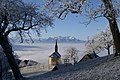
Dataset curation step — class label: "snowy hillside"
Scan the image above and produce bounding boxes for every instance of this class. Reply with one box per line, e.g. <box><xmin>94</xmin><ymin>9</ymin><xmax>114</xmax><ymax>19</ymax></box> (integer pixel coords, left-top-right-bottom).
<box><xmin>27</xmin><ymin>54</ymin><xmax>120</xmax><ymax>80</ymax></box>
<box><xmin>12</xmin><ymin>42</ymin><xmax>116</xmax><ymax>80</ymax></box>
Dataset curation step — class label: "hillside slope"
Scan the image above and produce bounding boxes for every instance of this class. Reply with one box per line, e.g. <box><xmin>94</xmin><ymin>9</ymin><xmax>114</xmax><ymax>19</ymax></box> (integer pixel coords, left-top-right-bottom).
<box><xmin>27</xmin><ymin>55</ymin><xmax>120</xmax><ymax>80</ymax></box>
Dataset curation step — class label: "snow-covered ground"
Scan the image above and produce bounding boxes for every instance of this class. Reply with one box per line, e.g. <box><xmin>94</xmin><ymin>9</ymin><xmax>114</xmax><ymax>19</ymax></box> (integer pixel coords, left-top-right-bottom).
<box><xmin>12</xmin><ymin>42</ymin><xmax>117</xmax><ymax>80</ymax></box>
<box><xmin>27</xmin><ymin>54</ymin><xmax>120</xmax><ymax>80</ymax></box>
<box><xmin>13</xmin><ymin>43</ymin><xmax>87</xmax><ymax>64</ymax></box>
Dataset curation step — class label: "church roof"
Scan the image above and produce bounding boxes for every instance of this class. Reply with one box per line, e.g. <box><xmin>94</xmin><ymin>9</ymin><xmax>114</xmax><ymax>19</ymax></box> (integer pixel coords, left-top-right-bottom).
<box><xmin>49</xmin><ymin>40</ymin><xmax>61</xmax><ymax>58</ymax></box>
<box><xmin>49</xmin><ymin>52</ymin><xmax>61</xmax><ymax>58</ymax></box>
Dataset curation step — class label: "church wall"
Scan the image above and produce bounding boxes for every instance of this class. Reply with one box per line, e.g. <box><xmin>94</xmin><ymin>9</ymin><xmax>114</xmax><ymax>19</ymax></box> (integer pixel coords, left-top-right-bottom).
<box><xmin>48</xmin><ymin>57</ymin><xmax>61</xmax><ymax>69</ymax></box>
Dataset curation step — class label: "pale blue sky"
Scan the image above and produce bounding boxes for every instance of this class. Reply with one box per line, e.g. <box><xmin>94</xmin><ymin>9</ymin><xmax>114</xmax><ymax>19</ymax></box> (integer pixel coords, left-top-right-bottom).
<box><xmin>24</xmin><ymin>0</ymin><xmax>119</xmax><ymax>40</ymax></box>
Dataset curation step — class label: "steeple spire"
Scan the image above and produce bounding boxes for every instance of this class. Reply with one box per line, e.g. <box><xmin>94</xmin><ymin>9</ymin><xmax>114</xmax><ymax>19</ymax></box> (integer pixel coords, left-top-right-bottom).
<box><xmin>55</xmin><ymin>40</ymin><xmax>58</xmax><ymax>52</ymax></box>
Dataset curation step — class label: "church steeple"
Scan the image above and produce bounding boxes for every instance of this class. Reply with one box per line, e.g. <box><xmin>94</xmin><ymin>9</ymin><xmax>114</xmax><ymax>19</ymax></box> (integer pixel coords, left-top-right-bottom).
<box><xmin>55</xmin><ymin>40</ymin><xmax>58</xmax><ymax>52</ymax></box>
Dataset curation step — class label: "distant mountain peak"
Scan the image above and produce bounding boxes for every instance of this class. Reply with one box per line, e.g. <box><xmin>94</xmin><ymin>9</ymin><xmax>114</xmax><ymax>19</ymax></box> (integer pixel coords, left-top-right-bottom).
<box><xmin>11</xmin><ymin>36</ymin><xmax>86</xmax><ymax>43</ymax></box>
<box><xmin>40</xmin><ymin>36</ymin><xmax>86</xmax><ymax>43</ymax></box>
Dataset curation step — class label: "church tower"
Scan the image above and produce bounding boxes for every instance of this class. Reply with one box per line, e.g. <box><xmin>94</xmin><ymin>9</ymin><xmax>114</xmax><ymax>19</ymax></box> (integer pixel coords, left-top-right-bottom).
<box><xmin>48</xmin><ymin>40</ymin><xmax>61</xmax><ymax>69</ymax></box>
<box><xmin>55</xmin><ymin>40</ymin><xmax>58</xmax><ymax>52</ymax></box>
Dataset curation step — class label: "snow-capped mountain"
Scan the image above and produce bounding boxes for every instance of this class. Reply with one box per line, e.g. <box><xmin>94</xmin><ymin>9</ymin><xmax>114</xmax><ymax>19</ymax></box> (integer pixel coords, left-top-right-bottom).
<box><xmin>39</xmin><ymin>36</ymin><xmax>86</xmax><ymax>43</ymax></box>
<box><xmin>11</xmin><ymin>36</ymin><xmax>86</xmax><ymax>43</ymax></box>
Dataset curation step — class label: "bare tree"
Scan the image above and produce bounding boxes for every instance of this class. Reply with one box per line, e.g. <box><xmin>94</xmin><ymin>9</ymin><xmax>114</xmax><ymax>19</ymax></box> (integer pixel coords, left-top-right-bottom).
<box><xmin>99</xmin><ymin>27</ymin><xmax>113</xmax><ymax>55</ymax></box>
<box><xmin>86</xmin><ymin>27</ymin><xmax>113</xmax><ymax>55</ymax></box>
<box><xmin>64</xmin><ymin>47</ymin><xmax>79</xmax><ymax>64</ymax></box>
<box><xmin>44</xmin><ymin>0</ymin><xmax>120</xmax><ymax>56</ymax></box>
<box><xmin>85</xmin><ymin>36</ymin><xmax>102</xmax><ymax>54</ymax></box>
<box><xmin>0</xmin><ymin>0</ymin><xmax>53</xmax><ymax>79</ymax></box>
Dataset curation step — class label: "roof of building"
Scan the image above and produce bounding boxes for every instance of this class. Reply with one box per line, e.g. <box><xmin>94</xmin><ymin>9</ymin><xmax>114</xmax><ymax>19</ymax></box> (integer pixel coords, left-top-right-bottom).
<box><xmin>79</xmin><ymin>53</ymin><xmax>99</xmax><ymax>62</ymax></box>
<box><xmin>49</xmin><ymin>40</ymin><xmax>61</xmax><ymax>58</ymax></box>
<box><xmin>49</xmin><ymin>52</ymin><xmax>61</xmax><ymax>58</ymax></box>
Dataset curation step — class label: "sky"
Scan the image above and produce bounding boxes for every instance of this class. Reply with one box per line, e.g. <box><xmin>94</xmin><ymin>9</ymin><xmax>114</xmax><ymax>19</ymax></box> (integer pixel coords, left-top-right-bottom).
<box><xmin>23</xmin><ymin>0</ymin><xmax>119</xmax><ymax>40</ymax></box>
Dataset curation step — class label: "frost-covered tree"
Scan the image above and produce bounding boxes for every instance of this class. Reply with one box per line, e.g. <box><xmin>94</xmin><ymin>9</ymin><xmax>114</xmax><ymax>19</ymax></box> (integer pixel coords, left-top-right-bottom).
<box><xmin>44</xmin><ymin>0</ymin><xmax>120</xmax><ymax>56</ymax></box>
<box><xmin>0</xmin><ymin>0</ymin><xmax>53</xmax><ymax>79</ymax></box>
<box><xmin>86</xmin><ymin>28</ymin><xmax>113</xmax><ymax>55</ymax></box>
<box><xmin>64</xmin><ymin>47</ymin><xmax>79</xmax><ymax>64</ymax></box>
<box><xmin>99</xmin><ymin>28</ymin><xmax>113</xmax><ymax>55</ymax></box>
<box><xmin>85</xmin><ymin>36</ymin><xmax>102</xmax><ymax>54</ymax></box>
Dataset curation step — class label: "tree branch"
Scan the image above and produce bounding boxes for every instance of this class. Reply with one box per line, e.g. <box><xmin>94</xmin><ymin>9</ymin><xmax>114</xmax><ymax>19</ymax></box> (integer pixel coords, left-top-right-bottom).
<box><xmin>0</xmin><ymin>15</ymin><xmax>9</xmax><ymax>36</ymax></box>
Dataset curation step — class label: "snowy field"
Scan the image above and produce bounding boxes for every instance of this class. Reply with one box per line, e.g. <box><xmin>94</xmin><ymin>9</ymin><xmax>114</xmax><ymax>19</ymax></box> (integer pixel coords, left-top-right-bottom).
<box><xmin>13</xmin><ymin>43</ymin><xmax>87</xmax><ymax>64</ymax></box>
<box><xmin>12</xmin><ymin>43</ymin><xmax>115</xmax><ymax>80</ymax></box>
<box><xmin>28</xmin><ymin>54</ymin><xmax>120</xmax><ymax>80</ymax></box>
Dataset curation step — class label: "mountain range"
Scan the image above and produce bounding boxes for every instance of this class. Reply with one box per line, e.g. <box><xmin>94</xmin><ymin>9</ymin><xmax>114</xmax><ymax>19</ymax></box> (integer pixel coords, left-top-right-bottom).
<box><xmin>11</xmin><ymin>36</ymin><xmax>86</xmax><ymax>43</ymax></box>
<box><xmin>38</xmin><ymin>36</ymin><xmax>86</xmax><ymax>43</ymax></box>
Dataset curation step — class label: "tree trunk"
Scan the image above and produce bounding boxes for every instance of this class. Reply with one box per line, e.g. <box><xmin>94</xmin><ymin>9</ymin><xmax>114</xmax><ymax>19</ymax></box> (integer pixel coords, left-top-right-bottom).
<box><xmin>107</xmin><ymin>46</ymin><xmax>110</xmax><ymax>55</ymax></box>
<box><xmin>102</xmin><ymin>0</ymin><xmax>120</xmax><ymax>56</ymax></box>
<box><xmin>108</xmin><ymin>18</ymin><xmax>120</xmax><ymax>56</ymax></box>
<box><xmin>93</xmin><ymin>51</ymin><xmax>96</xmax><ymax>54</ymax></box>
<box><xmin>0</xmin><ymin>36</ymin><xmax>23</xmax><ymax>80</ymax></box>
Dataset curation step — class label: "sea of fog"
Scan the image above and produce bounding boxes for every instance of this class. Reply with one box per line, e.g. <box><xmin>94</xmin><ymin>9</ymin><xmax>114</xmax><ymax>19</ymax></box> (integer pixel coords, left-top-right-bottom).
<box><xmin>13</xmin><ymin>43</ymin><xmax>109</xmax><ymax>64</ymax></box>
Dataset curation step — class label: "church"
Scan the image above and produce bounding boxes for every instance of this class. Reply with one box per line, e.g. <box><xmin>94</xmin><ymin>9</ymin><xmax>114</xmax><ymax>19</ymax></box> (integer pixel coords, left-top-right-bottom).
<box><xmin>48</xmin><ymin>40</ymin><xmax>61</xmax><ymax>68</ymax></box>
